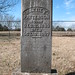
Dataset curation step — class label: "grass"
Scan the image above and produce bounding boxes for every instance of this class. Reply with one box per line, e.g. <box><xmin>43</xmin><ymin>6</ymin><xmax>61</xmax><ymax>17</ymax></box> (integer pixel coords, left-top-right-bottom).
<box><xmin>0</xmin><ymin>35</ymin><xmax>75</xmax><ymax>75</ymax></box>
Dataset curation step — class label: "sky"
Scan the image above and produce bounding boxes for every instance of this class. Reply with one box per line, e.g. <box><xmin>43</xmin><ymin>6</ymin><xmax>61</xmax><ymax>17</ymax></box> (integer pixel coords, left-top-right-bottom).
<box><xmin>53</xmin><ymin>0</ymin><xmax>75</xmax><ymax>21</ymax></box>
<box><xmin>53</xmin><ymin>0</ymin><xmax>75</xmax><ymax>29</ymax></box>
<box><xmin>7</xmin><ymin>0</ymin><xmax>21</xmax><ymax>20</ymax></box>
<box><xmin>7</xmin><ymin>0</ymin><xmax>75</xmax><ymax>21</ymax></box>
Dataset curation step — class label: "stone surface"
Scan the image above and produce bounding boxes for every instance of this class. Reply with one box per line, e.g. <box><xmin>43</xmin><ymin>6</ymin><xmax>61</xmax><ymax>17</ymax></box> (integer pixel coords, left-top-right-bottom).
<box><xmin>21</xmin><ymin>0</ymin><xmax>52</xmax><ymax>73</ymax></box>
<box><xmin>12</xmin><ymin>69</ymin><xmax>58</xmax><ymax>75</ymax></box>
<box><xmin>12</xmin><ymin>73</ymin><xmax>57</xmax><ymax>75</ymax></box>
<box><xmin>12</xmin><ymin>68</ymin><xmax>58</xmax><ymax>75</ymax></box>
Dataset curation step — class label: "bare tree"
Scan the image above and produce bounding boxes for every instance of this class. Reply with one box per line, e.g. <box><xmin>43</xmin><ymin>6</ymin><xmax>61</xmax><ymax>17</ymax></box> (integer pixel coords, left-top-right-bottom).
<box><xmin>4</xmin><ymin>14</ymin><xmax>15</xmax><ymax>30</ymax></box>
<box><xmin>0</xmin><ymin>14</ymin><xmax>15</xmax><ymax>29</ymax></box>
<box><xmin>0</xmin><ymin>0</ymin><xmax>19</xmax><ymax>13</ymax></box>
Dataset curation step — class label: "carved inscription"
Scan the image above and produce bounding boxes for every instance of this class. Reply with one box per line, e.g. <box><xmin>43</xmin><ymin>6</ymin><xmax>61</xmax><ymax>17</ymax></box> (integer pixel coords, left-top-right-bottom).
<box><xmin>23</xmin><ymin>7</ymin><xmax>50</xmax><ymax>38</ymax></box>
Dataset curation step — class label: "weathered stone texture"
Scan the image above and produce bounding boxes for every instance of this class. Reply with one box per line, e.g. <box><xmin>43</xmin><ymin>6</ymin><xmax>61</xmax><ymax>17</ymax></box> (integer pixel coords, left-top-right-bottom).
<box><xmin>21</xmin><ymin>0</ymin><xmax>52</xmax><ymax>73</ymax></box>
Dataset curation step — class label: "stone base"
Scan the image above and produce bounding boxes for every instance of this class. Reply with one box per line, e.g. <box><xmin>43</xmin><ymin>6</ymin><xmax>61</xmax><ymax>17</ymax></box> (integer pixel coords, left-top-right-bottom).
<box><xmin>12</xmin><ymin>69</ymin><xmax>58</xmax><ymax>75</ymax></box>
<box><xmin>12</xmin><ymin>73</ymin><xmax>58</xmax><ymax>75</ymax></box>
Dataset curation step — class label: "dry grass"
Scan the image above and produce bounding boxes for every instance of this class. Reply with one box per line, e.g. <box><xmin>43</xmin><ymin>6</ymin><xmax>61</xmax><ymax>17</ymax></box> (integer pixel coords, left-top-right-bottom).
<box><xmin>52</xmin><ymin>37</ymin><xmax>75</xmax><ymax>75</ymax></box>
<box><xmin>0</xmin><ymin>36</ymin><xmax>75</xmax><ymax>75</ymax></box>
<box><xmin>0</xmin><ymin>31</ymin><xmax>75</xmax><ymax>36</ymax></box>
<box><xmin>0</xmin><ymin>36</ymin><xmax>20</xmax><ymax>75</ymax></box>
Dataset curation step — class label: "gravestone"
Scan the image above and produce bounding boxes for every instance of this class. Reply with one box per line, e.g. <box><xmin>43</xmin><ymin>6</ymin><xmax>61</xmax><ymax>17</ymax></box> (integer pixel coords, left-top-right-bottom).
<box><xmin>21</xmin><ymin>0</ymin><xmax>52</xmax><ymax>73</ymax></box>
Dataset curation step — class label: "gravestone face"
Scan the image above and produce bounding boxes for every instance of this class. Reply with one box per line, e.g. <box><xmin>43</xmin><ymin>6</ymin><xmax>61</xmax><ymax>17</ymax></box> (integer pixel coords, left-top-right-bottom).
<box><xmin>21</xmin><ymin>0</ymin><xmax>52</xmax><ymax>73</ymax></box>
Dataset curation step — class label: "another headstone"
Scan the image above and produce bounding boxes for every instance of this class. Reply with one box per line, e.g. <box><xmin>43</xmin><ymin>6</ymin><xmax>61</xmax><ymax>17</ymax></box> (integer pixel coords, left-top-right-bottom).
<box><xmin>21</xmin><ymin>0</ymin><xmax>52</xmax><ymax>73</ymax></box>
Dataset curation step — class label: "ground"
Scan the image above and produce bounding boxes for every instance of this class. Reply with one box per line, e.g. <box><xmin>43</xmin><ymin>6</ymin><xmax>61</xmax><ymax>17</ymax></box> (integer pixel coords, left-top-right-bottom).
<box><xmin>52</xmin><ymin>37</ymin><xmax>75</xmax><ymax>75</ymax></box>
<box><xmin>0</xmin><ymin>36</ymin><xmax>75</xmax><ymax>75</ymax></box>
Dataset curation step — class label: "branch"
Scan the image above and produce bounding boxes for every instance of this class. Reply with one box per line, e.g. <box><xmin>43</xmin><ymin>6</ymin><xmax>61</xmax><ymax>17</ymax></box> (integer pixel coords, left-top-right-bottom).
<box><xmin>0</xmin><ymin>0</ymin><xmax>19</xmax><ymax>13</ymax></box>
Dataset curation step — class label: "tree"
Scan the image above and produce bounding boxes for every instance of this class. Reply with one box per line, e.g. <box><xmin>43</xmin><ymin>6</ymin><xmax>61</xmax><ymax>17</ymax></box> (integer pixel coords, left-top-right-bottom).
<box><xmin>14</xmin><ymin>18</ymin><xmax>21</xmax><ymax>31</ymax></box>
<box><xmin>0</xmin><ymin>24</ymin><xmax>9</xmax><ymax>31</ymax></box>
<box><xmin>60</xmin><ymin>27</ymin><xmax>65</xmax><ymax>31</ymax></box>
<box><xmin>0</xmin><ymin>24</ymin><xmax>3</xmax><ymax>31</ymax></box>
<box><xmin>55</xmin><ymin>26</ymin><xmax>60</xmax><ymax>31</ymax></box>
<box><xmin>14</xmin><ymin>28</ymin><xmax>20</xmax><ymax>31</ymax></box>
<box><xmin>52</xmin><ymin>25</ymin><xmax>55</xmax><ymax>31</ymax></box>
<box><xmin>0</xmin><ymin>0</ymin><xmax>19</xmax><ymax>13</ymax></box>
<box><xmin>67</xmin><ymin>28</ymin><xmax>72</xmax><ymax>31</ymax></box>
<box><xmin>3</xmin><ymin>25</ymin><xmax>8</xmax><ymax>31</ymax></box>
<box><xmin>0</xmin><ymin>14</ymin><xmax>15</xmax><ymax>30</ymax></box>
<box><xmin>54</xmin><ymin>26</ymin><xmax>65</xmax><ymax>31</ymax></box>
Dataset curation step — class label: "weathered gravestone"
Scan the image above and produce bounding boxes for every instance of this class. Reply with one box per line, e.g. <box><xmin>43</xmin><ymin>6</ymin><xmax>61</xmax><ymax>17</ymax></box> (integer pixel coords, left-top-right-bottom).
<box><xmin>21</xmin><ymin>0</ymin><xmax>52</xmax><ymax>73</ymax></box>
<box><xmin>12</xmin><ymin>0</ymin><xmax>58</xmax><ymax>75</ymax></box>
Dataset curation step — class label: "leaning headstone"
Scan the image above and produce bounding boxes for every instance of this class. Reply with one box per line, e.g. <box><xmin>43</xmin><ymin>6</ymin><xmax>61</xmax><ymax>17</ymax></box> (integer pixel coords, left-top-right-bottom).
<box><xmin>21</xmin><ymin>0</ymin><xmax>52</xmax><ymax>73</ymax></box>
<box><xmin>12</xmin><ymin>0</ymin><xmax>58</xmax><ymax>75</ymax></box>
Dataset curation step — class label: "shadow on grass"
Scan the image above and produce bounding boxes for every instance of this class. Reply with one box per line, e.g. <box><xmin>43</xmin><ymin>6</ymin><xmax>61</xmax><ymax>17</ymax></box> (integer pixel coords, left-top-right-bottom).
<box><xmin>65</xmin><ymin>72</ymin><xmax>75</xmax><ymax>75</ymax></box>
